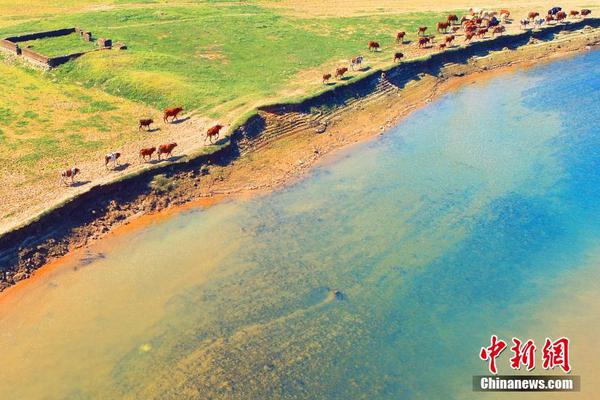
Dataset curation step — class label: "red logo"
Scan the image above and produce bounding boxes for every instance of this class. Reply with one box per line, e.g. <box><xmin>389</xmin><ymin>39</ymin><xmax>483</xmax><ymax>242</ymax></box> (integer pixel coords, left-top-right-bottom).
<box><xmin>542</xmin><ymin>337</ymin><xmax>571</xmax><ymax>373</ymax></box>
<box><xmin>480</xmin><ymin>336</ymin><xmax>571</xmax><ymax>374</ymax></box>
<box><xmin>480</xmin><ymin>335</ymin><xmax>507</xmax><ymax>374</ymax></box>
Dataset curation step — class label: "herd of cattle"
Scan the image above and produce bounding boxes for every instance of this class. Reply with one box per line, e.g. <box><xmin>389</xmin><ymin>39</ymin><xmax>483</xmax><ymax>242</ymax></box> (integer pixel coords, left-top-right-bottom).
<box><xmin>322</xmin><ymin>6</ymin><xmax>593</xmax><ymax>83</ymax></box>
<box><xmin>60</xmin><ymin>107</ymin><xmax>224</xmax><ymax>185</ymax></box>
<box><xmin>60</xmin><ymin>5</ymin><xmax>594</xmax><ymax>186</ymax></box>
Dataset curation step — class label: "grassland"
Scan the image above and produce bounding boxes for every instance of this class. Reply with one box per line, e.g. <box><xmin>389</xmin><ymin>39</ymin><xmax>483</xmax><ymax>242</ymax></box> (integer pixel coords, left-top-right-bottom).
<box><xmin>0</xmin><ymin>4</ymin><xmax>456</xmax><ymax>115</ymax></box>
<box><xmin>20</xmin><ymin>33</ymin><xmax>97</xmax><ymax>57</ymax></box>
<box><xmin>0</xmin><ymin>0</ymin><xmax>598</xmax><ymax>232</ymax></box>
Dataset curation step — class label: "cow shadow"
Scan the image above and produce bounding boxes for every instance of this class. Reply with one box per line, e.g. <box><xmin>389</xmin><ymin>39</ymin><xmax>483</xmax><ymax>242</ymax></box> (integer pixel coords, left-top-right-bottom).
<box><xmin>145</xmin><ymin>127</ymin><xmax>161</xmax><ymax>133</ymax></box>
<box><xmin>339</xmin><ymin>76</ymin><xmax>353</xmax><ymax>81</ymax></box>
<box><xmin>205</xmin><ymin>137</ymin><xmax>228</xmax><ymax>146</ymax></box>
<box><xmin>70</xmin><ymin>180</ymin><xmax>91</xmax><ymax>187</ymax></box>
<box><xmin>112</xmin><ymin>163</ymin><xmax>130</xmax><ymax>172</ymax></box>
<box><xmin>170</xmin><ymin>116</ymin><xmax>191</xmax><ymax>125</ymax></box>
<box><xmin>158</xmin><ymin>155</ymin><xmax>185</xmax><ymax>163</ymax></box>
<box><xmin>358</xmin><ymin>66</ymin><xmax>371</xmax><ymax>72</ymax></box>
<box><xmin>324</xmin><ymin>82</ymin><xmax>336</xmax><ymax>86</ymax></box>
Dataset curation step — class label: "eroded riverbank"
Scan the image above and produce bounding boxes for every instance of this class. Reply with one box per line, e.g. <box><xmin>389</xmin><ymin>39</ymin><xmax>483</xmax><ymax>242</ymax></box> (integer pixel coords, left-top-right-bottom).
<box><xmin>1</xmin><ymin>20</ymin><xmax>600</xmax><ymax>292</ymax></box>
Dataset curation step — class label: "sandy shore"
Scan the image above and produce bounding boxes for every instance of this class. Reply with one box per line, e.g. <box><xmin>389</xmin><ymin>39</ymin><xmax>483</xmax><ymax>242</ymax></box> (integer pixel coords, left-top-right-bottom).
<box><xmin>1</xmin><ymin>21</ymin><xmax>600</xmax><ymax>292</ymax></box>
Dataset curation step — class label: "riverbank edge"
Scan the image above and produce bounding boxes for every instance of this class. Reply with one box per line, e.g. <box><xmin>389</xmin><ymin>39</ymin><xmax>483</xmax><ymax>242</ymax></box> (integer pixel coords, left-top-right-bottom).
<box><xmin>1</xmin><ymin>18</ymin><xmax>600</xmax><ymax>291</ymax></box>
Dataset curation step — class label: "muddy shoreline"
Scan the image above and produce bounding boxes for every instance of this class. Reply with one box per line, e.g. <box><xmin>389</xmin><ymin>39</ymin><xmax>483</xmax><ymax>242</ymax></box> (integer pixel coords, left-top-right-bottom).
<box><xmin>1</xmin><ymin>19</ymin><xmax>600</xmax><ymax>292</ymax></box>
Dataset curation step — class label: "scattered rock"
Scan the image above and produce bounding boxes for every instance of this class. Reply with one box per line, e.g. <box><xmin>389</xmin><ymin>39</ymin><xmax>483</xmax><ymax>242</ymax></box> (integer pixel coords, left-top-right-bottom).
<box><xmin>12</xmin><ymin>271</ymin><xmax>29</xmax><ymax>282</ymax></box>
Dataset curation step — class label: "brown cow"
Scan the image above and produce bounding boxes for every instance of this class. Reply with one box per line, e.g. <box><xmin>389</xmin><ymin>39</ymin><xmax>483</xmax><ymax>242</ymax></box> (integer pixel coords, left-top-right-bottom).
<box><xmin>396</xmin><ymin>31</ymin><xmax>406</xmax><ymax>44</ymax></box>
<box><xmin>163</xmin><ymin>107</ymin><xmax>183</xmax><ymax>123</ymax></box>
<box><xmin>569</xmin><ymin>10</ymin><xmax>580</xmax><ymax>18</ymax></box>
<box><xmin>205</xmin><ymin>124</ymin><xmax>224</xmax><ymax>144</ymax></box>
<box><xmin>438</xmin><ymin>43</ymin><xmax>447</xmax><ymax>50</ymax></box>
<box><xmin>528</xmin><ymin>11</ymin><xmax>540</xmax><ymax>21</ymax></box>
<box><xmin>322</xmin><ymin>73</ymin><xmax>332</xmax><ymax>84</ymax></box>
<box><xmin>393</xmin><ymin>52</ymin><xmax>404</xmax><ymax>62</ymax></box>
<box><xmin>451</xmin><ymin>26</ymin><xmax>461</xmax><ymax>33</ymax></box>
<box><xmin>158</xmin><ymin>143</ymin><xmax>177</xmax><ymax>160</ymax></box>
<box><xmin>336</xmin><ymin>67</ymin><xmax>348</xmax><ymax>79</ymax></box>
<box><xmin>556</xmin><ymin>11</ymin><xmax>567</xmax><ymax>21</ymax></box>
<box><xmin>492</xmin><ymin>25</ymin><xmax>506</xmax><ymax>36</ymax></box>
<box><xmin>60</xmin><ymin>167</ymin><xmax>80</xmax><ymax>185</ymax></box>
<box><xmin>139</xmin><ymin>118</ymin><xmax>154</xmax><ymax>131</ymax></box>
<box><xmin>464</xmin><ymin>23</ymin><xmax>477</xmax><ymax>33</ymax></box>
<box><xmin>417</xmin><ymin>26</ymin><xmax>428</xmax><ymax>36</ymax></box>
<box><xmin>476</xmin><ymin>28</ymin><xmax>488</xmax><ymax>38</ymax></box>
<box><xmin>500</xmin><ymin>9</ymin><xmax>510</xmax><ymax>16</ymax></box>
<box><xmin>417</xmin><ymin>36</ymin><xmax>432</xmax><ymax>48</ymax></box>
<box><xmin>445</xmin><ymin>35</ymin><xmax>455</xmax><ymax>45</ymax></box>
<box><xmin>581</xmin><ymin>9</ymin><xmax>592</xmax><ymax>16</ymax></box>
<box><xmin>139</xmin><ymin>147</ymin><xmax>156</xmax><ymax>162</ymax></box>
<box><xmin>464</xmin><ymin>31</ymin><xmax>476</xmax><ymax>42</ymax></box>
<box><xmin>368</xmin><ymin>41</ymin><xmax>380</xmax><ymax>51</ymax></box>
<box><xmin>437</xmin><ymin>22</ymin><xmax>450</xmax><ymax>33</ymax></box>
<box><xmin>104</xmin><ymin>152</ymin><xmax>121</xmax><ymax>169</ymax></box>
<box><xmin>546</xmin><ymin>14</ymin><xmax>555</xmax><ymax>23</ymax></box>
<box><xmin>447</xmin><ymin>14</ymin><xmax>459</xmax><ymax>24</ymax></box>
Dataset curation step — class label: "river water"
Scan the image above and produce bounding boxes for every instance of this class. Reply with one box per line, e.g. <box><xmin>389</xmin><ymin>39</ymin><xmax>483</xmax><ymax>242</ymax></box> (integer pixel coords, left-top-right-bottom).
<box><xmin>1</xmin><ymin>50</ymin><xmax>600</xmax><ymax>399</ymax></box>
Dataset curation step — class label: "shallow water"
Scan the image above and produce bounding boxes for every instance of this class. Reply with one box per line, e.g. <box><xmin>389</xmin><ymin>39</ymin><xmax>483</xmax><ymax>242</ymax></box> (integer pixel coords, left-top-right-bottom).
<box><xmin>1</xmin><ymin>51</ymin><xmax>600</xmax><ymax>399</ymax></box>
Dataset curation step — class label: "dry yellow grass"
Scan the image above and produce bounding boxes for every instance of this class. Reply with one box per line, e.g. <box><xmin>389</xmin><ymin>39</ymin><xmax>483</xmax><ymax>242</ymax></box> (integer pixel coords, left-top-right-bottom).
<box><xmin>260</xmin><ymin>0</ymin><xmax>599</xmax><ymax>17</ymax></box>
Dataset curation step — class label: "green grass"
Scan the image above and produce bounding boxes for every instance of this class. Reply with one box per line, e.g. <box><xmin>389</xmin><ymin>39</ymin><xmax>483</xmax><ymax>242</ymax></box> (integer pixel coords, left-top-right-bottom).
<box><xmin>20</xmin><ymin>33</ymin><xmax>97</xmax><ymax>57</ymax></box>
<box><xmin>0</xmin><ymin>3</ymin><xmax>454</xmax><ymax>116</ymax></box>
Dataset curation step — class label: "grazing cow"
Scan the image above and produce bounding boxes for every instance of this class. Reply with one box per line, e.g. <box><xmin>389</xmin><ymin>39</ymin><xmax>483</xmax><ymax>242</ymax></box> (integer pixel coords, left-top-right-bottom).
<box><xmin>61</xmin><ymin>167</ymin><xmax>80</xmax><ymax>185</ymax></box>
<box><xmin>322</xmin><ymin>73</ymin><xmax>332</xmax><ymax>84</ymax></box>
<box><xmin>520</xmin><ymin>19</ymin><xmax>530</xmax><ymax>29</ymax></box>
<box><xmin>528</xmin><ymin>11</ymin><xmax>540</xmax><ymax>21</ymax></box>
<box><xmin>417</xmin><ymin>26</ymin><xmax>428</xmax><ymax>36</ymax></box>
<box><xmin>417</xmin><ymin>36</ymin><xmax>432</xmax><ymax>48</ymax></box>
<box><xmin>445</xmin><ymin>35</ymin><xmax>455</xmax><ymax>45</ymax></box>
<box><xmin>350</xmin><ymin>55</ymin><xmax>364</xmax><ymax>70</ymax></box>
<box><xmin>546</xmin><ymin>14</ymin><xmax>555</xmax><ymax>23</ymax></box>
<box><xmin>436</xmin><ymin>21</ymin><xmax>450</xmax><ymax>33</ymax></box>
<box><xmin>492</xmin><ymin>25</ymin><xmax>506</xmax><ymax>36</ymax></box>
<box><xmin>438</xmin><ymin>43</ymin><xmax>447</xmax><ymax>50</ymax></box>
<box><xmin>581</xmin><ymin>9</ymin><xmax>592</xmax><ymax>16</ymax></box>
<box><xmin>336</xmin><ymin>67</ymin><xmax>348</xmax><ymax>79</ymax></box>
<box><xmin>368</xmin><ymin>41</ymin><xmax>380</xmax><ymax>51</ymax></box>
<box><xmin>476</xmin><ymin>28</ymin><xmax>488</xmax><ymax>38</ymax></box>
<box><xmin>499</xmin><ymin>9</ymin><xmax>510</xmax><ymax>17</ymax></box>
<box><xmin>104</xmin><ymin>152</ymin><xmax>121</xmax><ymax>169</ymax></box>
<box><xmin>163</xmin><ymin>107</ymin><xmax>183</xmax><ymax>123</ymax></box>
<box><xmin>569</xmin><ymin>10</ymin><xmax>580</xmax><ymax>18</ymax></box>
<box><xmin>139</xmin><ymin>118</ymin><xmax>154</xmax><ymax>131</ymax></box>
<box><xmin>548</xmin><ymin>7</ymin><xmax>562</xmax><ymax>15</ymax></box>
<box><xmin>139</xmin><ymin>147</ymin><xmax>156</xmax><ymax>162</ymax></box>
<box><xmin>464</xmin><ymin>23</ymin><xmax>477</xmax><ymax>33</ymax></box>
<box><xmin>447</xmin><ymin>14</ymin><xmax>459</xmax><ymax>24</ymax></box>
<box><xmin>157</xmin><ymin>143</ymin><xmax>177</xmax><ymax>160</ymax></box>
<box><xmin>393</xmin><ymin>52</ymin><xmax>404</xmax><ymax>62</ymax></box>
<box><xmin>464</xmin><ymin>31</ymin><xmax>476</xmax><ymax>42</ymax></box>
<box><xmin>205</xmin><ymin>124</ymin><xmax>224</xmax><ymax>144</ymax></box>
<box><xmin>556</xmin><ymin>11</ymin><xmax>567</xmax><ymax>21</ymax></box>
<box><xmin>396</xmin><ymin>31</ymin><xmax>406</xmax><ymax>43</ymax></box>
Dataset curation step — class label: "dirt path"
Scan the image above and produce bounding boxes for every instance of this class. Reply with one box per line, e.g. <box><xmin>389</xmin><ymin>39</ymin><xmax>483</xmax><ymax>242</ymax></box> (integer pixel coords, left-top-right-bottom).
<box><xmin>0</xmin><ymin>113</ymin><xmax>221</xmax><ymax>233</ymax></box>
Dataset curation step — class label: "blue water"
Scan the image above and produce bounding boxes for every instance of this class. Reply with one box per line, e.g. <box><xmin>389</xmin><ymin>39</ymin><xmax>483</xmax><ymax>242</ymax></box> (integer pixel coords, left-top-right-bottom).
<box><xmin>1</xmin><ymin>51</ymin><xmax>599</xmax><ymax>399</ymax></box>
